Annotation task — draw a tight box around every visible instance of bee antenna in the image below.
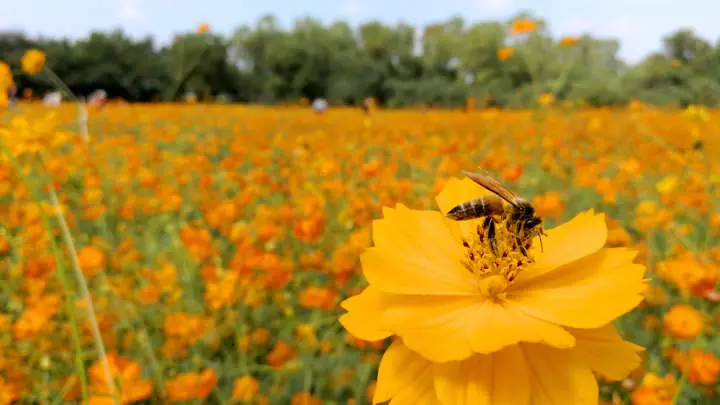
[537,228,545,252]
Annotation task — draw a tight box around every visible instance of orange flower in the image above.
[501,164,523,182]
[164,312,207,345]
[252,328,271,345]
[0,377,18,405]
[686,350,720,385]
[656,254,718,297]
[340,176,646,404]
[299,286,336,310]
[532,191,565,219]
[496,47,513,60]
[360,159,382,179]
[266,341,295,367]
[630,373,676,405]
[196,23,210,34]
[204,271,239,310]
[291,392,322,405]
[232,376,259,401]
[560,36,578,46]
[663,304,704,340]
[87,351,153,405]
[13,294,61,340]
[511,19,536,35]
[164,369,217,403]
[77,246,106,278]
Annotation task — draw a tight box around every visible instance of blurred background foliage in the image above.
[3,12,720,107]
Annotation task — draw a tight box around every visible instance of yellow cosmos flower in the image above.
[340,176,647,404]
[0,61,14,90]
[21,49,46,76]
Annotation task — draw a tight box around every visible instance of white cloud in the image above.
[339,0,366,16]
[607,16,646,36]
[474,0,514,12]
[119,0,145,22]
[564,15,647,37]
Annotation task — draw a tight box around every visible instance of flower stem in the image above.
[49,189,120,405]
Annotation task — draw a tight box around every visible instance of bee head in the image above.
[526,216,542,230]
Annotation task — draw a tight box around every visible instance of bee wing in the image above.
[462,171,521,206]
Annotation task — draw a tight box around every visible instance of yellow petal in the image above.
[379,295,575,362]
[509,248,647,328]
[364,205,476,295]
[522,344,599,405]
[567,324,644,381]
[517,210,607,282]
[435,176,491,214]
[434,345,530,405]
[339,287,392,341]
[374,340,440,405]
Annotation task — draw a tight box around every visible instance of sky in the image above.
[3,0,720,63]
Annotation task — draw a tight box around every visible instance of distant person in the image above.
[88,89,107,110]
[7,86,17,107]
[312,98,328,114]
[362,97,376,115]
[43,91,62,107]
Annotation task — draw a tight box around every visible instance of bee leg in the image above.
[516,236,529,257]
[483,217,498,256]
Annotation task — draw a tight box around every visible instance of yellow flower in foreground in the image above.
[0,61,14,90]
[340,176,647,404]
[21,49,46,76]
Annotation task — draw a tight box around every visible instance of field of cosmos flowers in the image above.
[2,73,720,403]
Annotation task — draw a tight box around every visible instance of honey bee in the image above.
[445,171,545,257]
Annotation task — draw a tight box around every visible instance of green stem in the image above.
[42,68,79,103]
[166,44,211,101]
[550,58,575,95]
[49,190,120,405]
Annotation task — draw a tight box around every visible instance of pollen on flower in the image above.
[461,218,534,299]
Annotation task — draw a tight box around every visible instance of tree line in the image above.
[2,13,720,108]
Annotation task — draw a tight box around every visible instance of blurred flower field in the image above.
[0,102,719,404]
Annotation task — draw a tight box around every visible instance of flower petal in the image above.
[517,210,608,282]
[521,344,599,405]
[376,294,575,362]
[434,345,530,405]
[509,248,647,328]
[435,176,492,214]
[339,287,392,341]
[567,324,644,381]
[364,205,475,295]
[374,340,440,405]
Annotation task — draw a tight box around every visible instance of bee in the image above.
[445,171,545,257]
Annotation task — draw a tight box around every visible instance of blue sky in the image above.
[3,0,720,63]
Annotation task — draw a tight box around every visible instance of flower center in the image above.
[461,218,534,299]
